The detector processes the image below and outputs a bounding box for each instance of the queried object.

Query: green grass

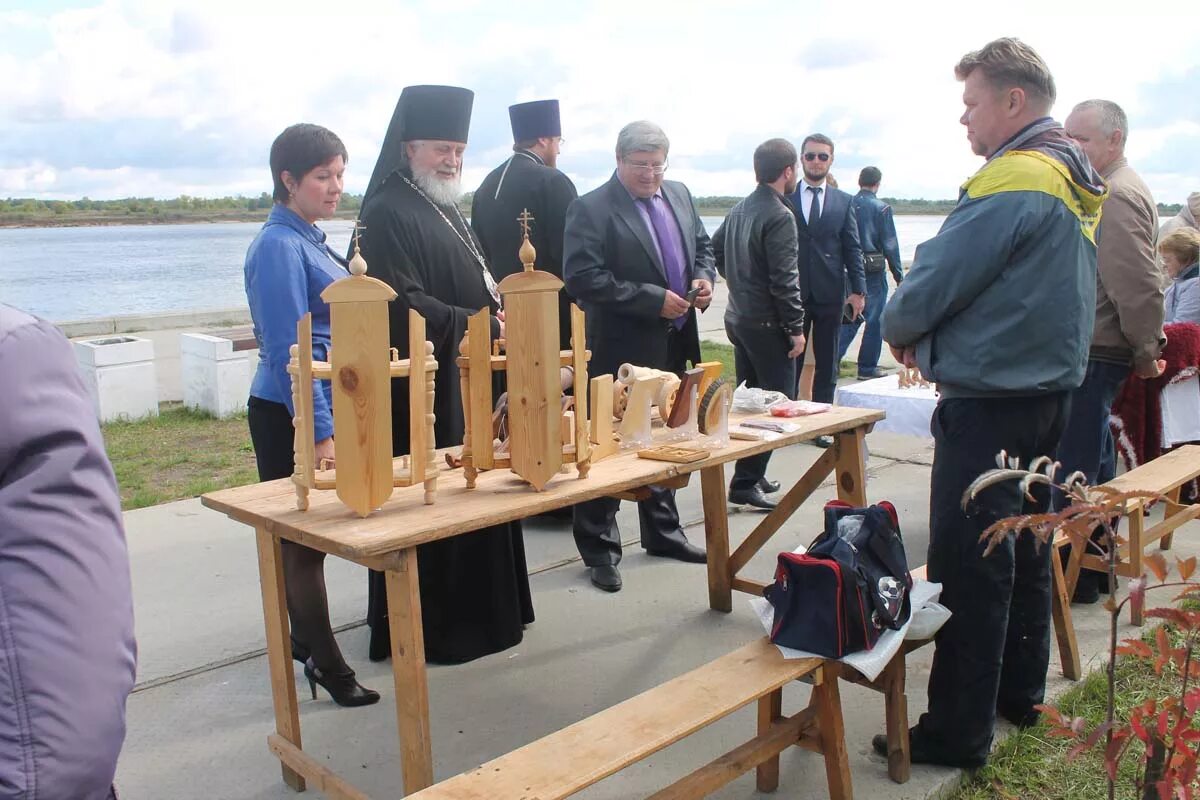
[951,631,1172,800]
[698,340,857,380]
[699,340,735,377]
[101,404,258,510]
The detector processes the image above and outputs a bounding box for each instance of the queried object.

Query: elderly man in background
[879,37,1106,767]
[0,304,137,800]
[712,138,806,511]
[1058,98,1166,603]
[563,120,716,592]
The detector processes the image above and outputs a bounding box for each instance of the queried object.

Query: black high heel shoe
[303,658,380,707]
[291,636,310,666]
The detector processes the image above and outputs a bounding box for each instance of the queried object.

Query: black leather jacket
[713,184,806,334]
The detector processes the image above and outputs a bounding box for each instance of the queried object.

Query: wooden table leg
[1161,486,1182,551]
[386,549,434,794]
[813,666,854,800]
[1128,504,1145,626]
[881,655,911,783]
[255,528,306,792]
[756,688,783,791]
[834,427,868,506]
[700,464,733,613]
[1050,544,1081,680]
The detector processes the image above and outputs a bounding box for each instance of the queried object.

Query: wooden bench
[205,325,258,351]
[407,638,852,800]
[1060,444,1200,625]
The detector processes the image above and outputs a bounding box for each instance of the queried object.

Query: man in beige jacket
[1059,98,1166,602]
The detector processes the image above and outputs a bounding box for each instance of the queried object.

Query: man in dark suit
[472,99,578,349]
[563,120,717,592]
[786,133,865,446]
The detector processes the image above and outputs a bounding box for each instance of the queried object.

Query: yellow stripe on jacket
[963,150,1107,245]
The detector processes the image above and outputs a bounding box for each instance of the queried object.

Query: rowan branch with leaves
[962,452,1198,800]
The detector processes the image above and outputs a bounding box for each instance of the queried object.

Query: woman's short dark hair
[753,138,797,184]
[270,124,348,204]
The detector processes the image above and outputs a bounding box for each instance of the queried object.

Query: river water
[0,215,948,322]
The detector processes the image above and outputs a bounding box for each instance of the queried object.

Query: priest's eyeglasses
[623,158,668,175]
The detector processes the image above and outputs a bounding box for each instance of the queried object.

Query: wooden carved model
[289,231,438,516]
[897,366,932,389]
[457,210,616,491]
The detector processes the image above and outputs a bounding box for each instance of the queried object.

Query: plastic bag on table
[731,381,788,414]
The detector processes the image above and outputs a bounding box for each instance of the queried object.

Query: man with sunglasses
[563,120,716,593]
[786,134,866,447]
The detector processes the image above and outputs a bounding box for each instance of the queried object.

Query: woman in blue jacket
[244,124,378,707]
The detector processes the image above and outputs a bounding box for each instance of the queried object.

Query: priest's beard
[412,166,462,207]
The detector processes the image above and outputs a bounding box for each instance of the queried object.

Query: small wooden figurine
[897,366,932,389]
[288,228,438,516]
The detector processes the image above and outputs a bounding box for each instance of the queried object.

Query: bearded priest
[356,84,534,664]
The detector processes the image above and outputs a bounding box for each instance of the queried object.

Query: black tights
[247,397,351,677]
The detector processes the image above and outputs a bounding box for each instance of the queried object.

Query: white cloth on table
[835,374,938,439]
[1161,374,1200,448]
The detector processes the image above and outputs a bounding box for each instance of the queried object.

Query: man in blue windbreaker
[877,37,1107,768]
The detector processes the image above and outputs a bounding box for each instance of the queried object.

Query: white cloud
[2,0,1197,204]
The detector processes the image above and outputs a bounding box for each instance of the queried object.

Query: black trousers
[918,393,1069,762]
[573,327,694,566]
[247,397,352,676]
[727,321,796,491]
[795,303,841,404]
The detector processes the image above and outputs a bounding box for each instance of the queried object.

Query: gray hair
[1073,99,1129,145]
[616,121,670,159]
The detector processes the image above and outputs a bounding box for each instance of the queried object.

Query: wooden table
[201,406,883,798]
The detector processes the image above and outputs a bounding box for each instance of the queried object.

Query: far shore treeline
[0,192,1186,229]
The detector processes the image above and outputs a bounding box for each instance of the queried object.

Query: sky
[1,0,1197,205]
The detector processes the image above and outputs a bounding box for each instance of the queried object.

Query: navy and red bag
[764,500,912,658]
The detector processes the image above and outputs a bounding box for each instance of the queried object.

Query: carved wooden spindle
[423,341,437,504]
[459,334,477,489]
[289,343,309,511]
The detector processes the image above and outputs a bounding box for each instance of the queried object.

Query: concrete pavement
[110,423,1186,800]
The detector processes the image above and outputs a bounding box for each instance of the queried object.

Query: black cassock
[471,150,578,349]
[357,169,535,664]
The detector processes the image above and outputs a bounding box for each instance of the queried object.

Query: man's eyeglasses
[803,152,830,162]
[624,159,668,175]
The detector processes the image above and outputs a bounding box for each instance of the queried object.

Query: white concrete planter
[180,333,253,418]
[74,336,159,422]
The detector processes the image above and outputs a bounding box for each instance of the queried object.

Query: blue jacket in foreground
[245,204,346,440]
[881,118,1107,398]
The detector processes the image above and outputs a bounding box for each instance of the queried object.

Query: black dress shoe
[589,564,622,592]
[813,435,834,449]
[646,540,707,563]
[996,702,1040,729]
[304,659,380,707]
[728,486,778,510]
[871,729,985,769]
[1071,572,1101,604]
[757,477,781,494]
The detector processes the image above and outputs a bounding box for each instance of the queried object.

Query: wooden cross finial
[517,208,535,238]
[517,208,537,272]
